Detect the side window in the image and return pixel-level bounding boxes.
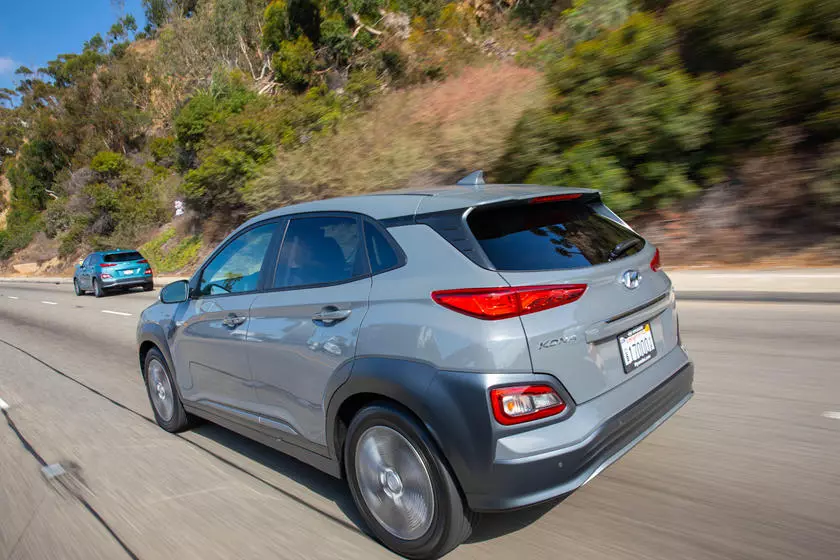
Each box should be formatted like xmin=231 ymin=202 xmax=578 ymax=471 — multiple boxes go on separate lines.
xmin=274 ymin=216 xmax=365 ymax=289
xmin=199 ymin=223 xmax=277 ymax=296
xmin=365 ymin=221 xmax=400 ymax=274
xmin=82 ymin=256 xmax=92 ymax=268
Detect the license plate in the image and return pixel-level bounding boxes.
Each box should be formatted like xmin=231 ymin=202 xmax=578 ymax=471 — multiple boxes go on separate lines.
xmin=618 ymin=323 xmax=657 ymax=373
xmin=122 ymin=269 xmax=136 ymax=275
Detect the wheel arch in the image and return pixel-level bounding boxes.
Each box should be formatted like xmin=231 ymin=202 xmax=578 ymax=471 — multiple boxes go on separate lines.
xmin=137 ymin=323 xmax=176 ymax=381
xmin=325 ymin=357 xmax=477 ymax=493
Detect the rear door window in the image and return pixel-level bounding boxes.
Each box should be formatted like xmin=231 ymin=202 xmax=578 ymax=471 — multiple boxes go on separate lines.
xmin=274 ymin=216 xmax=366 ymax=289
xmin=467 ymin=199 xmax=644 ymax=271
xmin=104 ymin=251 xmax=144 ymax=263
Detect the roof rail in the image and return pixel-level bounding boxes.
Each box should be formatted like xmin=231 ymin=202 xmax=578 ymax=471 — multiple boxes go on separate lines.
xmin=456 ymin=170 xmax=485 ymax=187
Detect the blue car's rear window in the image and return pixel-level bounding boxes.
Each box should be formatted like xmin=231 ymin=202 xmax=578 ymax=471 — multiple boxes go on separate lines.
xmin=103 ymin=251 xmax=143 ymax=263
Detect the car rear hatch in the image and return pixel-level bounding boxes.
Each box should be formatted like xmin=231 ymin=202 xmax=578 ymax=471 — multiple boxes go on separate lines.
xmin=466 ymin=194 xmax=678 ymax=404
xmin=102 ymin=251 xmax=149 ymax=278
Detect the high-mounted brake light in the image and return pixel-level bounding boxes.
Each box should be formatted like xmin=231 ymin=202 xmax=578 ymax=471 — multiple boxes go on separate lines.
xmin=529 ymin=193 xmax=582 ymax=204
xmin=650 ymin=248 xmax=662 ymax=272
xmin=490 ymin=385 xmax=566 ymax=425
xmin=100 ymin=263 xmax=117 ymax=267
xmin=432 ymin=285 xmax=586 ymax=320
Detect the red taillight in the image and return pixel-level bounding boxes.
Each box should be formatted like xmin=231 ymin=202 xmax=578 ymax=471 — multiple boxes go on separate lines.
xmin=144 ymin=269 xmax=153 ymax=275
xmin=490 ymin=385 xmax=566 ymax=425
xmin=529 ymin=193 xmax=582 ymax=204
xmin=100 ymin=263 xmax=116 ymax=268
xmin=101 ymin=273 xmax=112 ymax=279
xmin=138 ymin=259 xmax=148 ymax=264
xmin=432 ymin=284 xmax=587 ymax=320
xmin=650 ymin=248 xmax=662 ymax=272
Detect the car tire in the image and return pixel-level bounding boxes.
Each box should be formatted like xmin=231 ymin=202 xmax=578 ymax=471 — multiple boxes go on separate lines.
xmin=345 ymin=403 xmax=476 ymax=559
xmin=143 ymin=347 xmax=193 ymax=432
xmin=93 ymin=278 xmax=104 ymax=298
xmin=73 ymin=279 xmax=85 ymax=296
xmin=143 ymin=283 xmax=154 ymax=292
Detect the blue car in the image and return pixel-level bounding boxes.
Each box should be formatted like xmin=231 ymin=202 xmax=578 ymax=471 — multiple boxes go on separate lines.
xmin=74 ymin=250 xmax=154 ymax=297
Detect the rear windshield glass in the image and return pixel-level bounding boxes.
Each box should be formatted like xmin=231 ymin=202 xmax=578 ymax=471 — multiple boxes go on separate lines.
xmin=104 ymin=251 xmax=143 ymax=263
xmin=467 ymin=200 xmax=644 ymax=271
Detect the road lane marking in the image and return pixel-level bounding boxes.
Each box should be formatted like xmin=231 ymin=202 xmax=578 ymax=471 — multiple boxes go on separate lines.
xmin=101 ymin=310 xmax=132 ymax=317
xmin=8 ymin=296 xmax=18 ymax=299
xmin=41 ymin=301 xmax=58 ymax=305
xmin=823 ymin=411 xmax=840 ymax=420
xmin=0 ymin=397 xmax=8 ymax=410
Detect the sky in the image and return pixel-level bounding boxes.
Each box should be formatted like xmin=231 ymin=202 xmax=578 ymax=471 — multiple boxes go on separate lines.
xmin=0 ymin=0 xmax=146 ymax=92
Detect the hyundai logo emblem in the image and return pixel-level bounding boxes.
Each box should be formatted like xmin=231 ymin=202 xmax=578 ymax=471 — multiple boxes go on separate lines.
xmin=622 ymin=270 xmax=641 ymax=290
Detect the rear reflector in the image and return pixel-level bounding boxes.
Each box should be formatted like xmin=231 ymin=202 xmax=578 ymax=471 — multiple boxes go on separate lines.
xmin=100 ymin=263 xmax=116 ymax=268
xmin=101 ymin=273 xmax=112 ymax=279
xmin=529 ymin=193 xmax=582 ymax=204
xmin=144 ymin=269 xmax=153 ymax=275
xmin=432 ymin=284 xmax=586 ymax=320
xmin=490 ymin=385 xmax=566 ymax=425
xmin=650 ymin=248 xmax=662 ymax=272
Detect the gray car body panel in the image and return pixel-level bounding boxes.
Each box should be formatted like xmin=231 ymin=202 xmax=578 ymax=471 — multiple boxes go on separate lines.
xmin=137 ymin=182 xmax=694 ymax=511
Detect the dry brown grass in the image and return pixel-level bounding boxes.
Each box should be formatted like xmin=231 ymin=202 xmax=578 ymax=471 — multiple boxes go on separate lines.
xmin=243 ymin=63 xmax=544 ymax=213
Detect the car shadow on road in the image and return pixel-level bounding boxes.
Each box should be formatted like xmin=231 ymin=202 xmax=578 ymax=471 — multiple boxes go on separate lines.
xmin=467 ymin=498 xmax=564 ymax=543
xmin=187 ymin=422 xmax=562 ymax=543
xmin=188 ymin=422 xmax=366 ymax=528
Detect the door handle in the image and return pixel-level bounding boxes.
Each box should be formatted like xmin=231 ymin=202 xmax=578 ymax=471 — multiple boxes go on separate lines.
xmin=222 ymin=313 xmax=247 ymax=328
xmin=312 ymin=307 xmax=351 ymax=325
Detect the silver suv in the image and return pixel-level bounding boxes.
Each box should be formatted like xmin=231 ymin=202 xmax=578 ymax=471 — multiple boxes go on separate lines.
xmin=138 ymin=175 xmax=693 ymax=558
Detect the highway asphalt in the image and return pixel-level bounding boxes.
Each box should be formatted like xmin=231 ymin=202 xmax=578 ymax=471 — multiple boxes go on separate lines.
xmin=0 ymin=282 xmax=838 ymax=559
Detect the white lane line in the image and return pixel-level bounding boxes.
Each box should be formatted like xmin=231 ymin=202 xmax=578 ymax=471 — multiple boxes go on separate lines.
xmin=823 ymin=411 xmax=840 ymax=420
xmin=7 ymin=296 xmax=18 ymax=300
xmin=41 ymin=301 xmax=58 ymax=305
xmin=0 ymin=397 xmax=8 ymax=410
xmin=101 ymin=310 xmax=132 ymax=317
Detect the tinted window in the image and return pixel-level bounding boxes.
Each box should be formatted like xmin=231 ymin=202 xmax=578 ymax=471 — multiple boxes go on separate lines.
xmin=365 ymin=222 xmax=399 ymax=274
xmin=104 ymin=251 xmax=143 ymax=263
xmin=468 ymin=200 xmax=644 ymax=271
xmin=274 ymin=216 xmax=364 ymax=289
xmin=199 ymin=223 xmax=277 ymax=296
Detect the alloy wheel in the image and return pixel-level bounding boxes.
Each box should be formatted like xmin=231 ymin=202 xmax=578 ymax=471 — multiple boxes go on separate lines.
xmin=355 ymin=426 xmax=436 ymax=541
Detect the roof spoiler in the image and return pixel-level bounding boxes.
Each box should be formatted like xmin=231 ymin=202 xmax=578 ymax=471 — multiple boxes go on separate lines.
xmin=456 ymin=170 xmax=485 ymax=187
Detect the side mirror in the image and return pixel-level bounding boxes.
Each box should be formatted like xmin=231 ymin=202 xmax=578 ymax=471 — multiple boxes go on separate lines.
xmin=159 ymin=280 xmax=190 ymax=304
xmin=77 ymin=260 xmax=84 ymax=268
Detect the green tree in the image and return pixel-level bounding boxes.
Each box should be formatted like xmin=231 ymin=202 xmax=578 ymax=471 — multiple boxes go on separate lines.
xmin=498 ymin=13 xmax=718 ymax=211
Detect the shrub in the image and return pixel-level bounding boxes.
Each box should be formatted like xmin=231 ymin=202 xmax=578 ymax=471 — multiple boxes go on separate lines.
xmin=150 ymin=136 xmax=177 ymax=165
xmin=90 ymin=151 xmax=128 ymax=177
xmin=140 ymin=227 xmax=203 ymax=273
xmin=263 ymin=0 xmax=291 ymax=51
xmin=498 ymin=13 xmax=718 ymax=211
xmin=263 ymin=0 xmax=321 ymax=50
xmin=668 ymin=0 xmax=840 ymax=150
xmin=563 ymin=0 xmax=636 ymax=46
xmin=272 ymin=36 xmax=316 ymax=92
xmin=43 ymin=199 xmax=71 ymax=239
xmin=182 ymin=147 xmax=256 ymax=217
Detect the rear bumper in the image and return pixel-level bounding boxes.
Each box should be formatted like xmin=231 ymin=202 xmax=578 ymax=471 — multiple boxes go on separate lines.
xmin=466 ymin=361 xmax=693 ymax=511
xmin=101 ymin=275 xmax=153 ymax=288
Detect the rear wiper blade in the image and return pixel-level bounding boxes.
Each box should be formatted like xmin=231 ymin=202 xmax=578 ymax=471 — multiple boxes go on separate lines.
xmin=609 ymin=238 xmax=643 ymax=261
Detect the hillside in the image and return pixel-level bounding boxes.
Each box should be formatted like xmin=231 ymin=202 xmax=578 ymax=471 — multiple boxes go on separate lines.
xmin=1 ymin=0 xmax=839 ymax=276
